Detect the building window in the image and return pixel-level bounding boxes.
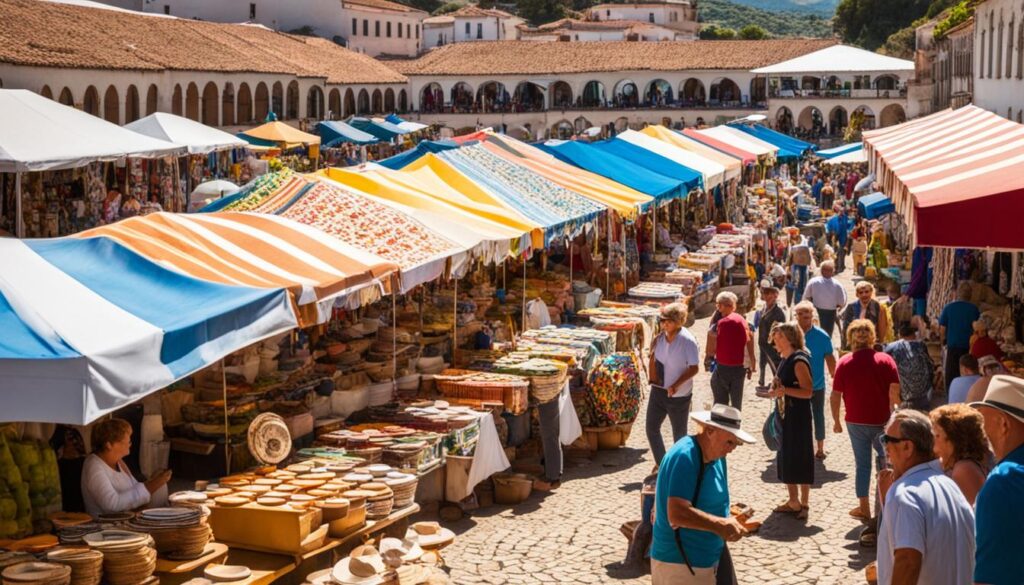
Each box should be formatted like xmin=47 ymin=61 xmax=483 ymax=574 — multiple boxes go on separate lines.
xmin=398 ymin=22 xmax=403 ymax=37
xmin=1008 ymin=17 xmax=1015 ymax=79
xmin=352 ymin=18 xmax=358 ymax=35
xmin=1018 ymin=22 xmax=1024 ymax=78
xmin=605 ymin=9 xmax=609 ymax=17
xmin=648 ymin=12 xmax=654 ymax=23
xmin=416 ymin=24 xmax=420 ymax=39
xmin=465 ymin=22 xmax=471 ymax=36
xmin=476 ymin=23 xmax=482 ymax=39
xmin=387 ymin=22 xmax=392 ymax=37
xmin=249 ymin=3 xmax=255 ymax=19
xmin=375 ymin=21 xmax=380 ymax=37
xmin=997 ymin=18 xmax=1004 ymax=78
xmin=163 ymin=4 xmax=169 ymax=14
xmin=989 ymin=14 xmax=994 ymax=78
xmin=407 ymin=23 xmax=411 ymax=38
xmin=363 ymin=19 xmax=368 ymax=36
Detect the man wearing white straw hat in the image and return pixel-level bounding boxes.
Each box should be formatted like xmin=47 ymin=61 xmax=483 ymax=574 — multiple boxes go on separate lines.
xmin=651 ymin=404 xmax=754 ymax=584
xmin=970 ymin=375 xmax=1024 ymax=585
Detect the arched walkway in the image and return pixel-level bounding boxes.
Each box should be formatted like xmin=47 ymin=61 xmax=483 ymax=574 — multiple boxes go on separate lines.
xmin=451 ymin=82 xmax=473 ymax=112
xmin=328 ymin=89 xmax=341 ymax=120
xmin=550 ymin=81 xmax=572 ymax=109
xmin=749 ymin=78 xmax=767 ymax=104
xmin=238 ymin=83 xmax=253 ymax=124
xmin=476 ymin=82 xmax=509 ymax=113
xmin=384 ymin=88 xmax=395 ymax=113
xmin=286 ymin=81 xmax=299 ymax=119
xmin=398 ymin=90 xmax=408 ymax=113
xmin=613 ymin=79 xmax=638 ymax=107
xmin=371 ymin=89 xmax=383 ymax=114
xmin=645 ymin=79 xmax=673 ymax=107
xmin=797 ymin=106 xmax=823 ymax=133
xmin=307 ymin=86 xmax=325 ymax=120
xmin=709 ymin=78 xmax=740 ymax=105
xmin=172 ymin=84 xmax=183 ymax=116
xmin=255 ymin=82 xmax=269 ymax=121
xmin=103 ymin=85 xmax=119 ymax=124
xmin=679 ymin=78 xmax=705 ymax=106
xmin=58 ymin=87 xmax=74 ymax=107
xmin=775 ymin=106 xmax=794 ymax=134
xmin=581 ymin=81 xmax=605 ymax=108
xmin=879 ymin=104 xmax=906 ymax=127
xmin=202 ymin=82 xmax=219 ymax=126
xmin=828 ymin=106 xmax=848 ymax=136
xmin=186 ymin=82 xmax=200 ymax=121
xmin=272 ymin=82 xmax=284 ymax=119
xmin=344 ymin=89 xmax=356 ymax=118
xmin=145 ymin=85 xmax=158 ymax=116
xmin=83 ymin=86 xmax=100 ymax=116
xmin=573 ymin=116 xmax=591 ymax=133
xmin=222 ymin=82 xmax=235 ymax=126
xmin=614 ymin=116 xmax=629 ymax=132
xmin=551 ymin=120 xmax=574 ymax=140
xmin=357 ymin=89 xmax=370 ymax=114
xmin=512 ymin=82 xmax=544 ymax=112
xmin=854 ymin=105 xmax=876 ymax=130
xmin=40 ymin=85 xmax=53 ymax=100
xmin=125 ymin=85 xmax=140 ymax=123
xmin=420 ymin=83 xmax=443 ymax=113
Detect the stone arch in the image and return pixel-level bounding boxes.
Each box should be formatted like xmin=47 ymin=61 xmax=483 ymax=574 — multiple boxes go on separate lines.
xmin=775 ymin=106 xmax=794 ymax=134
xmin=145 ymin=84 xmax=158 ymax=116
xmin=272 ymin=81 xmax=284 ymax=119
xmin=384 ymin=88 xmax=395 ymax=112
xmin=286 ymin=80 xmax=299 ymax=119
xmin=512 ymin=81 xmax=545 ymax=112
xmin=450 ymin=82 xmax=474 ymax=111
xmin=371 ymin=89 xmax=383 ymax=113
xmin=185 ymin=82 xmax=200 ymax=121
xmin=874 ymin=74 xmax=898 ymax=91
xmin=796 ymin=106 xmax=823 ymax=132
xmin=125 ymin=84 xmax=140 ymax=123
xmin=854 ymin=105 xmax=876 ymax=130
xmin=551 ymin=119 xmax=574 ymax=139
xmin=506 ymin=125 xmax=532 ymax=140
xmin=645 ymin=79 xmax=673 ymax=106
xmin=573 ymin=116 xmax=591 ymax=133
xmin=476 ymin=81 xmax=509 ymax=112
xmin=238 ymin=83 xmax=253 ymax=124
xmin=550 ymin=81 xmax=573 ymax=109
xmin=879 ymin=103 xmax=906 ymax=127
xmin=103 ymin=85 xmax=119 ymax=124
xmin=398 ymin=89 xmax=408 ymax=113
xmin=344 ymin=88 xmax=356 ymax=117
xmin=420 ymin=83 xmax=443 ymax=112
xmin=83 ymin=86 xmax=100 ymax=116
xmin=828 ymin=106 xmax=848 ymax=135
xmin=201 ymin=81 xmax=219 ymax=126
xmin=614 ymin=116 xmax=629 ymax=132
xmin=680 ymin=78 xmax=706 ymax=105
xmin=58 ymin=87 xmax=74 ymax=107
xmin=357 ymin=89 xmax=370 ymax=114
xmin=40 ymin=85 xmax=53 ymax=100
xmin=307 ymin=85 xmax=325 ymax=120
xmin=749 ymin=77 xmax=767 ymax=104
xmin=222 ymin=82 xmax=235 ymax=126
xmin=171 ymin=84 xmax=183 ymax=116
xmin=328 ymin=89 xmax=341 ymax=119
xmin=255 ymin=82 xmax=269 ymax=121
xmin=613 ymin=79 xmax=638 ymax=107
xmin=581 ymin=80 xmax=605 ymax=108
xmin=709 ymin=77 xmax=740 ymax=104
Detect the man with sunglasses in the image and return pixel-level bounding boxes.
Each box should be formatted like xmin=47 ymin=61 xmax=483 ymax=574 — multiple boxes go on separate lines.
xmin=875 ymin=410 xmax=975 ymax=585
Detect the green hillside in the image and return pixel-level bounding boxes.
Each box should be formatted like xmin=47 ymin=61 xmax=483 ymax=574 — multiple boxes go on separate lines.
xmin=699 ymin=0 xmax=834 ymax=38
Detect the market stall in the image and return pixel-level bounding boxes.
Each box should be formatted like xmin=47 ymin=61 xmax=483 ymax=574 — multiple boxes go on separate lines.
xmin=615 ymin=129 xmax=725 ymax=191
xmin=238 ymin=122 xmax=320 ymax=173
xmin=857 ymin=192 xmax=895 ymax=220
xmin=640 ymin=125 xmax=744 ymax=182
xmin=728 ymin=122 xmax=814 ymax=160
xmin=537 ymin=140 xmax=689 ymax=203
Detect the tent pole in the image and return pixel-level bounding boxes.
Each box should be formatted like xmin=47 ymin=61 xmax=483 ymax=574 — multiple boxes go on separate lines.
xmin=521 ymin=258 xmax=527 ymax=330
xmin=15 ymin=172 xmax=23 ymax=238
xmin=392 ymin=281 xmax=398 ymax=402
xmin=221 ymin=359 xmax=231 ymax=475
xmin=621 ymin=216 xmax=627 ymax=295
xmin=452 ymin=277 xmax=458 ymax=367
xmin=568 ymin=238 xmax=573 ymax=288
xmin=652 ymin=205 xmax=657 ymax=254
xmin=606 ymin=213 xmax=611 ymax=295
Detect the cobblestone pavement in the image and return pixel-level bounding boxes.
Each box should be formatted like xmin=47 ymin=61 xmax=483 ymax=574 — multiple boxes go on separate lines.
xmin=441 ymin=267 xmax=876 ymax=584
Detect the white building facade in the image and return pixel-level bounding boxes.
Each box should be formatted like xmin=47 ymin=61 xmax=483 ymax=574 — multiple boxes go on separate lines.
xmin=973 ymin=0 xmax=1024 ymax=121
xmin=586 ymin=0 xmax=698 ymax=39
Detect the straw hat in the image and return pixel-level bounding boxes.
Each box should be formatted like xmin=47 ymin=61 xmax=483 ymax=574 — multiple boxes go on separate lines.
xmin=690 ymin=404 xmax=755 ymax=444
xmin=379 ymin=537 xmax=423 ymax=563
xmin=403 ymin=522 xmax=455 ymax=550
xmin=972 ymin=375 xmax=1024 ymax=424
xmin=331 ymin=545 xmax=387 ymax=585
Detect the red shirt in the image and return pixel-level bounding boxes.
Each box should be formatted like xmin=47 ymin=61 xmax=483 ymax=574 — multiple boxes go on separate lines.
xmin=833 ymin=349 xmax=898 ymax=425
xmin=971 ymin=336 xmax=1005 ymax=361
xmin=715 ymin=312 xmax=749 ymax=367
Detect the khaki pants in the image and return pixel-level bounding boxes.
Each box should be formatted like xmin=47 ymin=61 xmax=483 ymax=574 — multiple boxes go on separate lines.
xmin=651 ymin=559 xmax=717 ymax=585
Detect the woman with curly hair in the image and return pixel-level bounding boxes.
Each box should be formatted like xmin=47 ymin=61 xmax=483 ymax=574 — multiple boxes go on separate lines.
xmin=930 ymin=404 xmax=990 ymax=505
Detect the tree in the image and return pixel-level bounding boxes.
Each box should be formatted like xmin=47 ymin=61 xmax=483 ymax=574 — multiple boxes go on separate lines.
xmin=834 ymin=0 xmax=956 ymax=50
xmin=699 ymin=24 xmax=737 ymax=39
xmin=432 ymin=1 xmax=461 ymax=14
xmin=737 ymin=24 xmax=770 ymax=39
xmin=477 ymin=0 xmax=496 ymax=8
xmin=406 ymin=0 xmax=441 ymax=13
xmin=844 ymin=109 xmax=865 ymax=142
xmin=517 ymin=0 xmax=567 ymax=24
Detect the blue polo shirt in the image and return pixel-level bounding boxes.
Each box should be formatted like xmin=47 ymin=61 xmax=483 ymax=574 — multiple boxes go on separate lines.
xmin=652 ymin=436 xmax=729 ymax=568
xmin=939 ymin=301 xmax=980 ymax=349
xmin=975 ymin=442 xmax=1024 ymax=585
xmin=804 ymin=326 xmax=833 ymax=391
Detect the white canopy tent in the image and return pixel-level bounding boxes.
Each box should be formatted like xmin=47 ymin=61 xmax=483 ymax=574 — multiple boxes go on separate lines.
xmin=751 ymin=44 xmax=914 ymax=75
xmin=0 ymin=89 xmax=185 ymax=236
xmin=617 ymin=129 xmax=727 ymax=190
xmin=125 ymin=112 xmax=247 ymax=154
xmin=695 ymin=125 xmax=778 ymax=158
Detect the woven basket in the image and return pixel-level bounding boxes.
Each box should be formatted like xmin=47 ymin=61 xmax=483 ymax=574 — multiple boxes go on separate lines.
xmin=382 ymin=443 xmax=425 ymax=471
xmin=139 ymin=524 xmax=211 ymax=560
xmin=365 ymin=495 xmax=395 ymax=519
xmin=386 ymin=477 xmax=419 ymax=508
xmin=348 ymin=447 xmax=383 ymax=463
xmin=528 ymin=371 xmax=566 ymax=404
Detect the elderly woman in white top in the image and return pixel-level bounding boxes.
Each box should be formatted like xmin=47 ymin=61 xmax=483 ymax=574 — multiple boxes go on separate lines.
xmin=646 ymin=302 xmax=701 ymax=471
xmin=81 ymin=419 xmax=171 ymax=517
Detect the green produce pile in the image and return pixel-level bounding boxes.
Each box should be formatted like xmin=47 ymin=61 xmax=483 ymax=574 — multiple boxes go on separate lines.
xmin=0 ymin=434 xmax=34 ymax=539
xmin=8 ymin=437 xmax=62 ymax=531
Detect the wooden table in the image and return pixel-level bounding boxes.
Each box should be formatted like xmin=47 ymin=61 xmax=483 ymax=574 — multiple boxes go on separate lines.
xmin=156 ymin=504 xmax=420 ymax=585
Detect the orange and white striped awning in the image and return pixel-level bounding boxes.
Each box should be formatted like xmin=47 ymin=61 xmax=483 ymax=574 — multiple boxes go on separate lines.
xmin=78 ymin=212 xmax=398 ymax=325
xmin=863 ymin=105 xmax=1024 ymax=250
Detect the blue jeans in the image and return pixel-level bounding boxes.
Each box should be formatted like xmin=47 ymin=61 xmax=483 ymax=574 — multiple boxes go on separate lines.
xmin=787 ymin=264 xmax=809 ymax=305
xmin=847 ymin=423 xmax=885 ymax=498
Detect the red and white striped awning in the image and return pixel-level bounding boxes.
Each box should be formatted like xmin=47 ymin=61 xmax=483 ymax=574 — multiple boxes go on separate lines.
xmin=863 ymin=105 xmax=1024 ymax=250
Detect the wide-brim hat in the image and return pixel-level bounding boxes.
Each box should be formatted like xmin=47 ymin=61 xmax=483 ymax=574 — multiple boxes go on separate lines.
xmin=332 ymin=545 xmax=387 ymax=585
xmin=690 ymin=404 xmax=755 ymax=444
xmin=971 ymin=374 xmax=1024 ymax=424
xmin=404 ymin=522 xmax=455 ymax=549
xmin=379 ymin=537 xmax=423 ymax=563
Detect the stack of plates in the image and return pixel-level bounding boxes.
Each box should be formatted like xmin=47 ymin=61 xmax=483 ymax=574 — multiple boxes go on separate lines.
xmin=1 ymin=562 xmax=71 ymax=585
xmin=57 ymin=524 xmax=103 ymax=546
xmin=95 ymin=512 xmax=135 ymax=526
xmin=128 ymin=508 xmax=210 ymax=560
xmin=46 ymin=548 xmax=103 ymax=585
xmin=168 ymin=491 xmax=209 ymax=508
xmin=83 ymin=531 xmax=157 ymax=585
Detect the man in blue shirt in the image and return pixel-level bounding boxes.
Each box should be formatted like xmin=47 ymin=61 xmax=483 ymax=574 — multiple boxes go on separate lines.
xmin=825 ymin=211 xmax=850 ymax=273
xmin=971 ymin=375 xmax=1024 ymax=585
xmin=652 ymin=405 xmax=754 ymax=584
xmin=795 ymin=301 xmax=837 ymax=459
xmin=939 ymin=282 xmax=981 ymax=395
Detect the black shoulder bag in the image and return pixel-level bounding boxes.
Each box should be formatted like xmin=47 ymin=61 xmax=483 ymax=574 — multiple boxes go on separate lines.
xmin=672 ymin=441 xmax=737 ymax=584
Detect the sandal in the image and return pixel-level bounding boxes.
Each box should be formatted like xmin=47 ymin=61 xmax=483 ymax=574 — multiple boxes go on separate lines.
xmin=773 ymin=502 xmax=802 ymax=514
xmin=859 ymin=525 xmax=877 ymax=548
xmin=797 ymin=505 xmax=809 ymax=520
xmin=849 ymin=507 xmax=870 ymax=521
xmin=815 ymin=451 xmax=828 ymax=460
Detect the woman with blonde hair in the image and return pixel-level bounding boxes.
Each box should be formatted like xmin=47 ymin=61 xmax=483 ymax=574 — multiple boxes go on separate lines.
xmin=768 ymin=322 xmax=815 ymax=519
xmin=930 ymin=404 xmax=990 ymax=505
xmin=646 ymin=302 xmax=700 ymax=469
xmin=830 ymin=319 xmax=901 ymax=522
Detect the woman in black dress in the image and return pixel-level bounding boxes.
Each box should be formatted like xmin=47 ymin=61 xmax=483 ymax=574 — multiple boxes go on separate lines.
xmin=769 ymin=321 xmax=815 ymax=520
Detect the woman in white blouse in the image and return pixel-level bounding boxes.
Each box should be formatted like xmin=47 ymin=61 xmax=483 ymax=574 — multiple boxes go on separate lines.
xmin=81 ymin=419 xmax=171 ymax=517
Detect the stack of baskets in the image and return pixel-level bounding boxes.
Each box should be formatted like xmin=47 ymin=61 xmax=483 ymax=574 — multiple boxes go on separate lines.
xmin=83 ymin=530 xmax=157 ymax=585
xmin=361 ymin=483 xmax=395 ymax=520
xmin=383 ymin=472 xmax=419 ymax=508
xmin=435 ymin=369 xmax=529 ymax=414
xmin=127 ymin=507 xmax=211 ymax=560
xmin=1 ymin=562 xmax=72 ymax=585
xmin=493 ymin=359 xmax=568 ymax=404
xmin=45 ymin=549 xmax=103 ymax=585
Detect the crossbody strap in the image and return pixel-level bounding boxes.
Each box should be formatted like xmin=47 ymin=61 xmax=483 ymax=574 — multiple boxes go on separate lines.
xmin=673 ymin=440 xmax=707 ymax=576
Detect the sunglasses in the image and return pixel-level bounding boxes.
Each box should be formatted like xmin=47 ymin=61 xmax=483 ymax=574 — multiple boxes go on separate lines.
xmin=880 ymin=434 xmax=912 ymax=445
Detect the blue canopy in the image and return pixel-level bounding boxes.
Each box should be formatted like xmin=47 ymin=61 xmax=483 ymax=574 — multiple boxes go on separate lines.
xmin=729 ymin=124 xmax=812 ymax=160
xmin=349 ymin=117 xmax=403 ymax=140
xmin=589 ymin=138 xmax=703 ymax=191
xmin=318 ymin=121 xmax=378 ymax=147
xmin=377 ymin=139 xmax=462 ymax=169
xmin=536 ymin=140 xmax=687 ymax=203
xmin=857 ymin=192 xmax=895 ymax=219
xmin=816 ymin=142 xmax=863 ymax=159
xmin=385 ymin=115 xmax=429 ymax=133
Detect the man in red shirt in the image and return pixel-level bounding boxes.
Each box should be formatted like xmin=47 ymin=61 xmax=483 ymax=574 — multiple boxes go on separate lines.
xmin=705 ymin=291 xmax=756 ymax=410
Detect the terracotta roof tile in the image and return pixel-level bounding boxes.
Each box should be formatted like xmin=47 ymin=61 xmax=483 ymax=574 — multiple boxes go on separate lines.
xmin=0 ymin=0 xmax=406 ymax=84
xmin=449 ymin=5 xmax=517 ymax=18
xmin=533 ymin=18 xmax=660 ymax=32
xmin=388 ymin=39 xmax=838 ymax=76
xmin=342 ymin=0 xmax=426 ymax=13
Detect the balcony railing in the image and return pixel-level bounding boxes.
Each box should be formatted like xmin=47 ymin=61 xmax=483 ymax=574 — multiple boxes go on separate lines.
xmin=415 ymin=99 xmax=767 ymax=115
xmin=769 ymin=88 xmax=908 ymax=99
